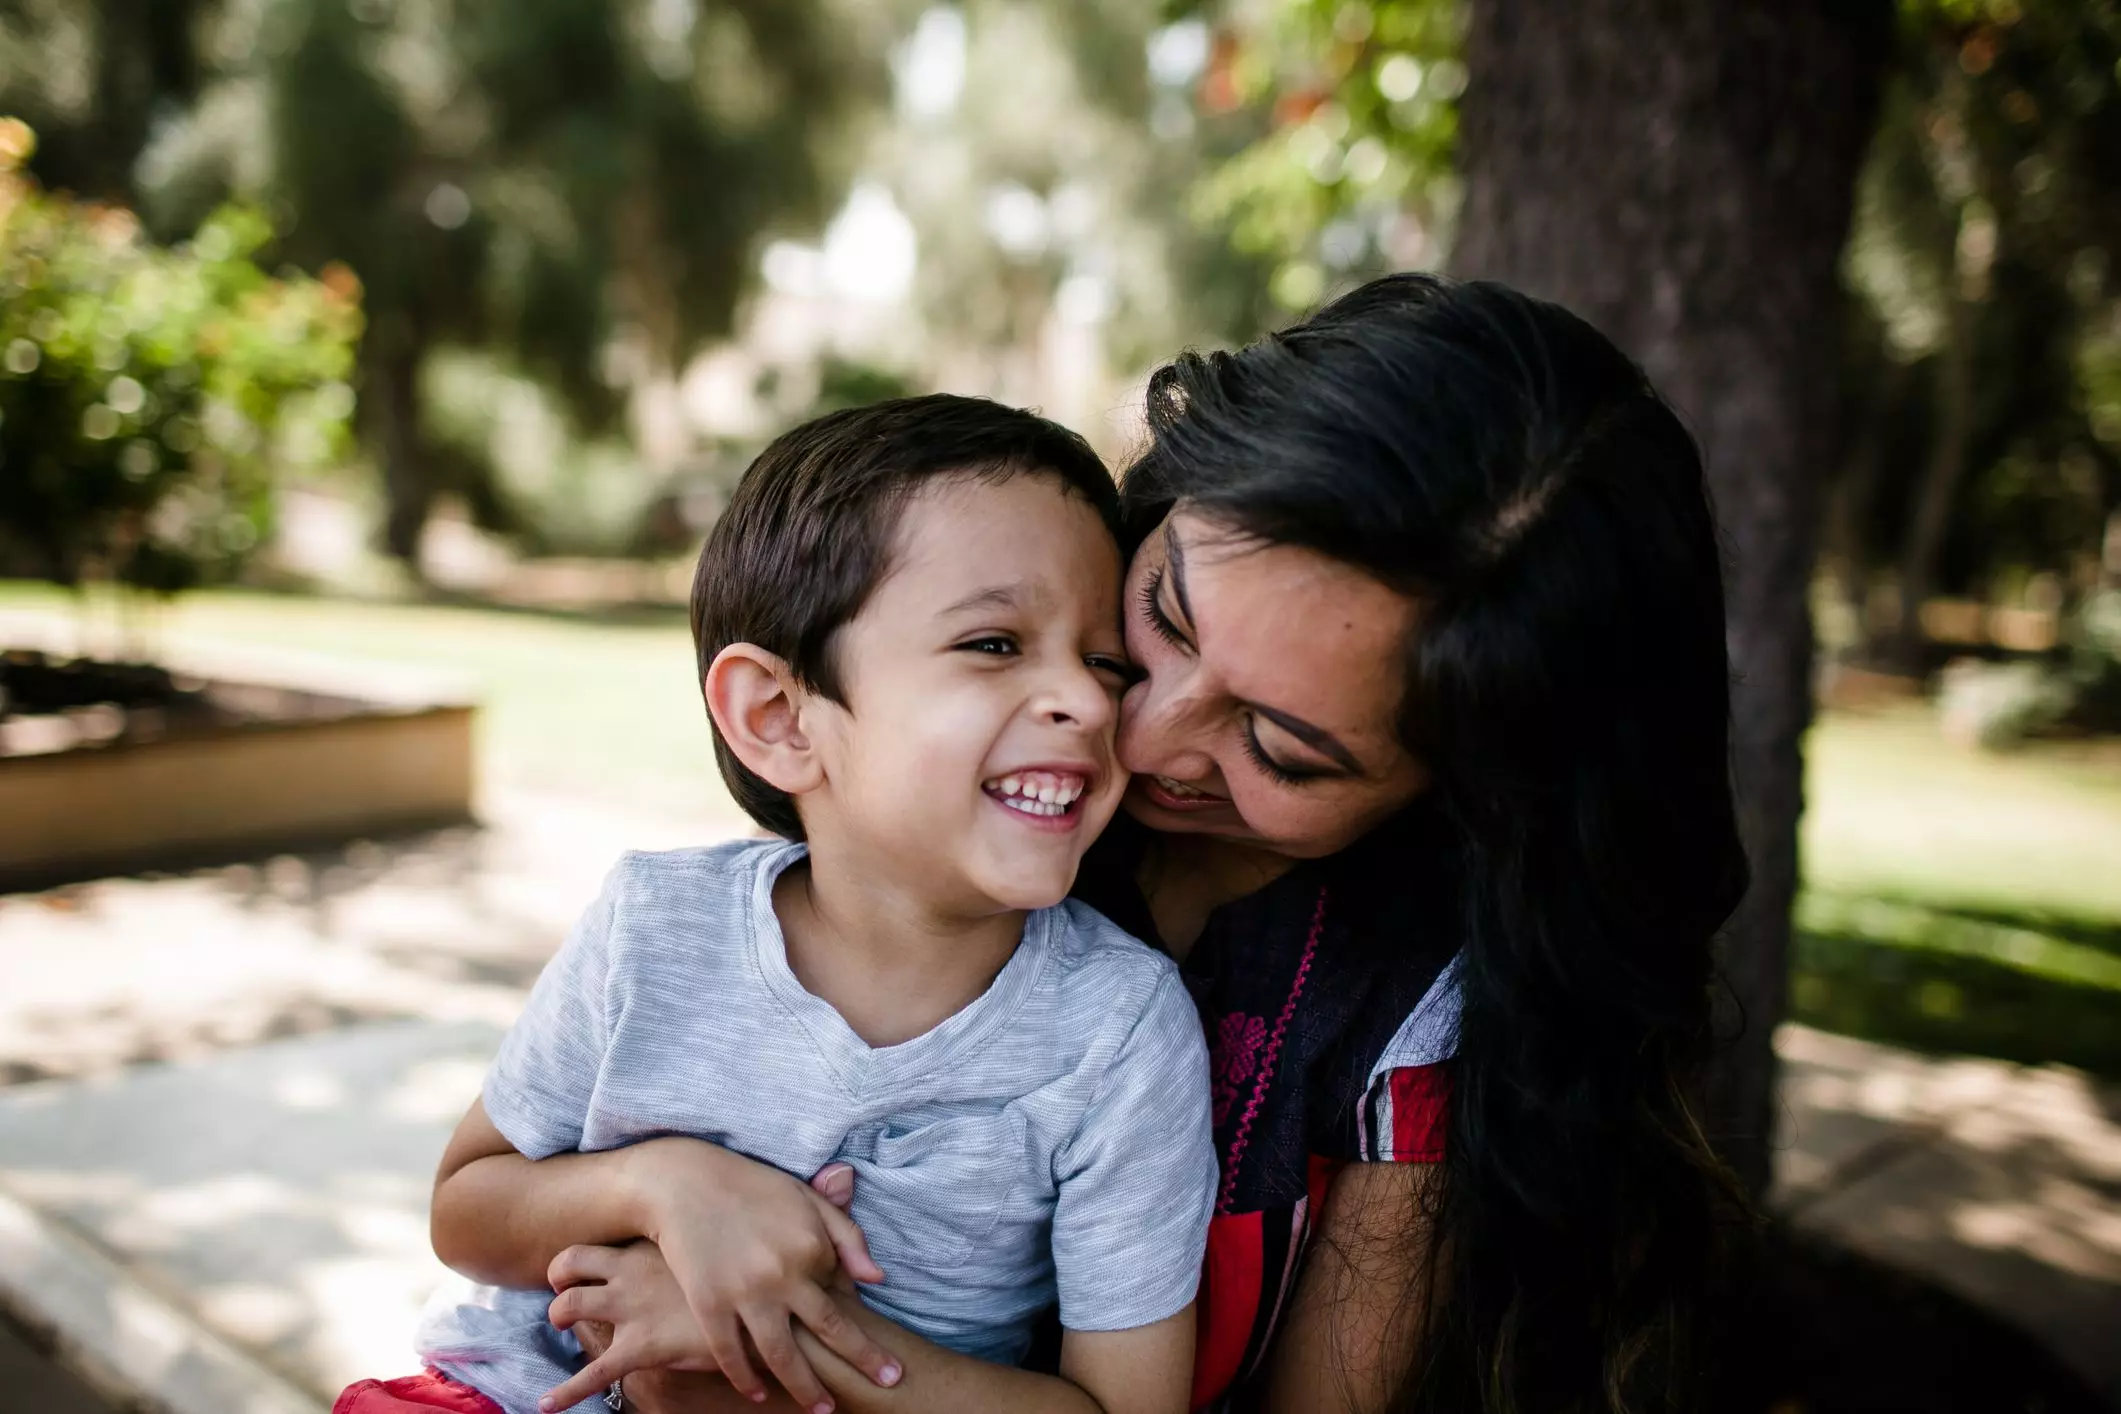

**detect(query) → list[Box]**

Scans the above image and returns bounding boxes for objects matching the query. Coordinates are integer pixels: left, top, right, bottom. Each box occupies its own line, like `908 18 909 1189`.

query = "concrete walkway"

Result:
0 818 2115 1413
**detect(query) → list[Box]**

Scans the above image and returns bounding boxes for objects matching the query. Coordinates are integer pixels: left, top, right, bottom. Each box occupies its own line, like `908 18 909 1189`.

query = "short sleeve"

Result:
1049 969 1218 1332
482 859 626 1160
1353 953 1460 1164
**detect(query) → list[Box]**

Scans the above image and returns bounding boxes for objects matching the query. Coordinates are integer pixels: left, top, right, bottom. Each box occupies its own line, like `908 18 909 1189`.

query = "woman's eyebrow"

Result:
1163 522 1198 630
1252 703 1363 773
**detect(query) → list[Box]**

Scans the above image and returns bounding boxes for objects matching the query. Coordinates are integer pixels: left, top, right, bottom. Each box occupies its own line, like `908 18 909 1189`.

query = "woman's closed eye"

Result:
1137 568 1191 652
1241 715 1328 785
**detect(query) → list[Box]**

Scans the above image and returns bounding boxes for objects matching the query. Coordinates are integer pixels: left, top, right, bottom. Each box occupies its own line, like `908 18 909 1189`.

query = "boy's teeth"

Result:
988 769 1087 811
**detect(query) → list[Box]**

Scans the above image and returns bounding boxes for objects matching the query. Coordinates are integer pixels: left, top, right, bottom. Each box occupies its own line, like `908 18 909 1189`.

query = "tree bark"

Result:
1451 0 1892 1196
366 331 433 568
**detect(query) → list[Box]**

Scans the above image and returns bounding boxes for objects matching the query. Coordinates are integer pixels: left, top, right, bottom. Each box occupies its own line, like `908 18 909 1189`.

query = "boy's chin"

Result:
971 861 1081 914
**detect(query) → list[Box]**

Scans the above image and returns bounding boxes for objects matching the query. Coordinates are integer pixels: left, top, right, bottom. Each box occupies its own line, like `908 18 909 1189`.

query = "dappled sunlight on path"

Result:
1775 1025 2121 1403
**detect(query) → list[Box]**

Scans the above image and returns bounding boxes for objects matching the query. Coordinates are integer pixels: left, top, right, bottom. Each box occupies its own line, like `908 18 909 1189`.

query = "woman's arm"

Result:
1256 1162 1440 1414
559 1243 1193 1414
429 1098 898 1405
794 1297 1192 1414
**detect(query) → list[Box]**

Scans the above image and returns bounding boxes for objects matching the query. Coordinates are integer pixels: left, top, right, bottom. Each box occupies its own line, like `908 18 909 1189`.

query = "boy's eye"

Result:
957 634 1019 656
1085 653 1140 685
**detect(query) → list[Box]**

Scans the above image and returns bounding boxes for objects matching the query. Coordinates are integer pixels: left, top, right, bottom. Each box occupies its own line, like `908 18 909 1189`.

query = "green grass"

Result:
1797 705 2121 1074
7 584 2120 1071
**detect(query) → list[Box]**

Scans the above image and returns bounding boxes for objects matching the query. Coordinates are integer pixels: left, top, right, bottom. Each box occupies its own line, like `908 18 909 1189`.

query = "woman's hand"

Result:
541 1242 722 1411
572 1318 790 1414
559 1153 900 1409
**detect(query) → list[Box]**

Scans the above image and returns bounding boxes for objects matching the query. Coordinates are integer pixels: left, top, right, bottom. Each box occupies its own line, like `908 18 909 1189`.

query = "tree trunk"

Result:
1830 356 1907 663
1894 190 1995 669
1451 0 1892 1197
367 333 432 568
1892 290 1980 668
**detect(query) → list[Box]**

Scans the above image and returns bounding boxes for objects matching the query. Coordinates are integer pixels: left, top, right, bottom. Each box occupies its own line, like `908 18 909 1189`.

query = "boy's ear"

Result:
704 644 824 798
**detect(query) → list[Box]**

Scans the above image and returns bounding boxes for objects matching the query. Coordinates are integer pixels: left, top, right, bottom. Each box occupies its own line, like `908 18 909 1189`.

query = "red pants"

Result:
333 1370 505 1414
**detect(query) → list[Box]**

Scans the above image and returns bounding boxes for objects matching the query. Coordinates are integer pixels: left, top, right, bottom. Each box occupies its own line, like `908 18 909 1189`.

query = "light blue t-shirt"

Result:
418 840 1218 1414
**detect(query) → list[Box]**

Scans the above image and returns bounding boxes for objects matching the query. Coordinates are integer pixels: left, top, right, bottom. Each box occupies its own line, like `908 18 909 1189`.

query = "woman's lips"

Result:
1136 774 1231 813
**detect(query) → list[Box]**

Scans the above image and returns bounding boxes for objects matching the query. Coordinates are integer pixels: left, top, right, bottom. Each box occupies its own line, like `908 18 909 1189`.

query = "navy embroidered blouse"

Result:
1072 804 1463 1411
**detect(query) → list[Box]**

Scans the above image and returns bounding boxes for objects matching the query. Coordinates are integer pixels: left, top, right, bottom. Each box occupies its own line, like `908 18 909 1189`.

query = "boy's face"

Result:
802 472 1131 915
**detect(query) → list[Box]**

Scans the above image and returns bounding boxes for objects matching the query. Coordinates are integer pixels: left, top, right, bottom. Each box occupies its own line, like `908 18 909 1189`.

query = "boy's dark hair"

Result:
691 393 1119 839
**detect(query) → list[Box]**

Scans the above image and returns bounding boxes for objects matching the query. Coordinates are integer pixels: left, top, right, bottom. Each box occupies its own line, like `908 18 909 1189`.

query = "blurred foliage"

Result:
876 2 1281 386
1 0 888 562
808 355 918 416
419 349 656 558
0 122 358 593
1188 0 2121 647
1180 0 1459 313
1834 0 2121 663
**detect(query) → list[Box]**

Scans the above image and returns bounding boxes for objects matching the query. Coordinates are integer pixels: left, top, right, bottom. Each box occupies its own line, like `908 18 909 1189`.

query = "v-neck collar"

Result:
743 841 1054 1100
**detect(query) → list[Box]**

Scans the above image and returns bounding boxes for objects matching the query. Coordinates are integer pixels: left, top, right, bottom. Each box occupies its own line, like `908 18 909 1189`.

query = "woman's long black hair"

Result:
1124 273 1752 1413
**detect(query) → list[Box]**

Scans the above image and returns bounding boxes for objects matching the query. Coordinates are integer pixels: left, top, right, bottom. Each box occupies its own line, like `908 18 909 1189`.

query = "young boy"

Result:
399 397 1216 1414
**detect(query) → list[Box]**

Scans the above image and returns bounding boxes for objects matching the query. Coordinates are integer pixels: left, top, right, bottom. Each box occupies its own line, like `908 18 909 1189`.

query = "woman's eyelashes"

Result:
1240 717 1322 785
1137 568 1190 651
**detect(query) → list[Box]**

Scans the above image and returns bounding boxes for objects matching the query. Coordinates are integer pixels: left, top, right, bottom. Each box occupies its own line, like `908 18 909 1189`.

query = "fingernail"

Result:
879 1363 902 1386
538 1401 555 1413
813 1404 835 1414
748 1393 765 1405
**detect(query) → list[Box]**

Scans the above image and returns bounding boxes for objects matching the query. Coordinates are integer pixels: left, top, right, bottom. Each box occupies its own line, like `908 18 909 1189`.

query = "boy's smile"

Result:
983 766 1096 827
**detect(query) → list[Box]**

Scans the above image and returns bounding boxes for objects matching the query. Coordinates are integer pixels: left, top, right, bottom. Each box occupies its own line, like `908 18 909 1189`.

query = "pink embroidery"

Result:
1215 888 1327 1215
1209 1013 1268 1126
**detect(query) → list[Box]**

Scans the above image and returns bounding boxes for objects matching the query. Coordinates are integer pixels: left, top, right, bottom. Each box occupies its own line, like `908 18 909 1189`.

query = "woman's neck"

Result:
1137 833 1299 960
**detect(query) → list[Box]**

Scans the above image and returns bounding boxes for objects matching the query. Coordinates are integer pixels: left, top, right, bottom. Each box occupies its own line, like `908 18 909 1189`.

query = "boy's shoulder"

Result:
594 836 797 952
1038 897 1187 1019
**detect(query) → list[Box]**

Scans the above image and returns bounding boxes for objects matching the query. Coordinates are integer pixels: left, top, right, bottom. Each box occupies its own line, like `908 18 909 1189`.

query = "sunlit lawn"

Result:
1798 706 2121 1074
6 583 2119 1071
0 582 723 820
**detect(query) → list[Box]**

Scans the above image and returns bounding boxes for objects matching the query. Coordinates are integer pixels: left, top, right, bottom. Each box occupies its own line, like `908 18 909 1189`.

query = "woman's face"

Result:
1117 508 1431 859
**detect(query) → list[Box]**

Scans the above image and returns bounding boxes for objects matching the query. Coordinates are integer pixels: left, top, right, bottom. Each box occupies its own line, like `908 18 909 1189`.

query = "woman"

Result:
424 273 1750 1414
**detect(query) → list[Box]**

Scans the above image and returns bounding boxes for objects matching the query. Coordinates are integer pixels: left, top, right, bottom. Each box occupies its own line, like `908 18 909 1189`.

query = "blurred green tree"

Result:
0 122 360 592
1180 0 1461 313
872 1 1280 412
1834 0 2121 666
3 0 886 564
1188 0 2121 664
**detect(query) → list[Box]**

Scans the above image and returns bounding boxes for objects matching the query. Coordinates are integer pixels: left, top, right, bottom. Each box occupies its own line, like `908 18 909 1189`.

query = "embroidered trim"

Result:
1215 887 1326 1214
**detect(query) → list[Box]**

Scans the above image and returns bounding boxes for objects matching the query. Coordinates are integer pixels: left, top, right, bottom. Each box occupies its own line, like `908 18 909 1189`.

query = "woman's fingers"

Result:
788 1286 901 1389
809 1196 884 1285
548 1243 620 1293
740 1306 832 1414
699 1314 769 1405
545 1283 615 1332
538 1342 634 1412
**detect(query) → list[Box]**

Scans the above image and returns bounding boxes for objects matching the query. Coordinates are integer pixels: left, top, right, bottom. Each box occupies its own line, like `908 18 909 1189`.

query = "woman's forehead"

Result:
1167 513 1414 739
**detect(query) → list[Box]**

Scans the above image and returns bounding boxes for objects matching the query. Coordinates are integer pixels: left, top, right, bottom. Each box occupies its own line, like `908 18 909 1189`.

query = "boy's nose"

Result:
1040 663 1117 732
